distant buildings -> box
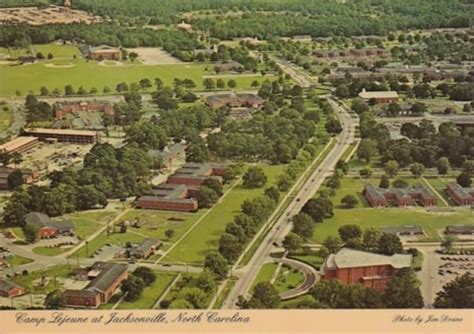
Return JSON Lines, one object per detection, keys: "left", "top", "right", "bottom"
{"left": 320, "top": 248, "right": 412, "bottom": 291}
{"left": 0, "top": 136, "right": 39, "bottom": 155}
{"left": 24, "top": 212, "right": 74, "bottom": 239}
{"left": 0, "top": 279, "right": 25, "bottom": 298}
{"left": 205, "top": 93, "right": 264, "bottom": 110}
{"left": 313, "top": 48, "right": 389, "bottom": 60}
{"left": 364, "top": 184, "right": 438, "bottom": 208}
{"left": 446, "top": 183, "right": 474, "bottom": 206}
{"left": 444, "top": 225, "right": 474, "bottom": 236}
{"left": 147, "top": 143, "right": 186, "bottom": 170}
{"left": 128, "top": 238, "right": 161, "bottom": 259}
{"left": 0, "top": 166, "right": 39, "bottom": 190}
{"left": 64, "top": 262, "right": 128, "bottom": 308}
{"left": 177, "top": 20, "right": 192, "bottom": 32}
{"left": 23, "top": 128, "right": 99, "bottom": 144}
{"left": 358, "top": 89, "right": 399, "bottom": 104}
{"left": 167, "top": 162, "right": 226, "bottom": 186}
{"left": 380, "top": 226, "right": 424, "bottom": 237}
{"left": 82, "top": 45, "right": 121, "bottom": 61}
{"left": 53, "top": 100, "right": 114, "bottom": 119}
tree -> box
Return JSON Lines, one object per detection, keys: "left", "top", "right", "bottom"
{"left": 359, "top": 167, "right": 372, "bottom": 178}
{"left": 392, "top": 178, "right": 408, "bottom": 188}
{"left": 196, "top": 270, "right": 216, "bottom": 293}
{"left": 133, "top": 266, "right": 156, "bottom": 286}
{"left": 178, "top": 287, "right": 208, "bottom": 309}
{"left": 441, "top": 235, "right": 455, "bottom": 253}
{"left": 357, "top": 139, "right": 378, "bottom": 164}
{"left": 169, "top": 299, "right": 194, "bottom": 309}
{"left": 36, "top": 52, "right": 44, "bottom": 59}
{"left": 227, "top": 79, "right": 237, "bottom": 89}
{"left": 204, "top": 252, "right": 228, "bottom": 279}
{"left": 387, "top": 103, "right": 401, "bottom": 117}
{"left": 216, "top": 79, "right": 225, "bottom": 89}
{"left": 197, "top": 186, "right": 219, "bottom": 208}
{"left": 383, "top": 269, "right": 424, "bottom": 308}
{"left": 121, "top": 275, "right": 145, "bottom": 301}
{"left": 40, "top": 86, "right": 49, "bottom": 96}
{"left": 340, "top": 195, "right": 358, "bottom": 209}
{"left": 47, "top": 53, "right": 53, "bottom": 60}
{"left": 362, "top": 228, "right": 380, "bottom": 252}
{"left": 264, "top": 186, "right": 280, "bottom": 203}
{"left": 44, "top": 290, "right": 64, "bottom": 309}
{"left": 243, "top": 166, "right": 267, "bottom": 188}
{"left": 378, "top": 233, "right": 403, "bottom": 255}
{"left": 165, "top": 229, "right": 175, "bottom": 240}
{"left": 384, "top": 160, "right": 399, "bottom": 178}
{"left": 302, "top": 197, "right": 334, "bottom": 223}
{"left": 202, "top": 178, "right": 223, "bottom": 197}
{"left": 338, "top": 225, "right": 362, "bottom": 242}
{"left": 379, "top": 174, "right": 390, "bottom": 189}
{"left": 139, "top": 78, "right": 152, "bottom": 91}
{"left": 246, "top": 282, "right": 280, "bottom": 309}
{"left": 7, "top": 170, "right": 24, "bottom": 189}
{"left": 282, "top": 232, "right": 303, "bottom": 252}
{"left": 23, "top": 223, "right": 38, "bottom": 243}
{"left": 203, "top": 78, "right": 216, "bottom": 90}
{"left": 325, "top": 118, "right": 343, "bottom": 135}
{"left": 410, "top": 163, "right": 425, "bottom": 178}
{"left": 434, "top": 273, "right": 474, "bottom": 308}
{"left": 335, "top": 84, "right": 350, "bottom": 99}
{"left": 323, "top": 236, "right": 342, "bottom": 254}
{"left": 456, "top": 172, "right": 472, "bottom": 187}
{"left": 64, "top": 85, "right": 75, "bottom": 95}
{"left": 218, "top": 233, "right": 242, "bottom": 262}
{"left": 291, "top": 212, "right": 314, "bottom": 240}
{"left": 436, "top": 157, "right": 450, "bottom": 175}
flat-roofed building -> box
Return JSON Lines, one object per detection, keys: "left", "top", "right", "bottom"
{"left": 24, "top": 128, "right": 99, "bottom": 144}
{"left": 64, "top": 262, "right": 128, "bottom": 308}
{"left": 0, "top": 136, "right": 39, "bottom": 155}
{"left": 128, "top": 238, "right": 162, "bottom": 259}
{"left": 147, "top": 143, "right": 186, "bottom": 169}
{"left": 205, "top": 93, "right": 264, "bottom": 110}
{"left": 137, "top": 183, "right": 198, "bottom": 212}
{"left": 167, "top": 162, "right": 226, "bottom": 186}
{"left": 446, "top": 182, "right": 474, "bottom": 206}
{"left": 444, "top": 225, "right": 474, "bottom": 235}
{"left": 358, "top": 89, "right": 399, "bottom": 104}
{"left": 364, "top": 184, "right": 437, "bottom": 207}
{"left": 53, "top": 100, "right": 114, "bottom": 119}
{"left": 320, "top": 248, "right": 412, "bottom": 291}
{"left": 0, "top": 166, "right": 39, "bottom": 190}
{"left": 86, "top": 45, "right": 121, "bottom": 61}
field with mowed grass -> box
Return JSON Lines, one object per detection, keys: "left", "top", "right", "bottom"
{"left": 0, "top": 105, "right": 13, "bottom": 133}
{"left": 0, "top": 59, "right": 276, "bottom": 97}
{"left": 310, "top": 208, "right": 474, "bottom": 243}
{"left": 162, "top": 164, "right": 286, "bottom": 264}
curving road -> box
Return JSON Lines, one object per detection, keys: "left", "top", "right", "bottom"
{"left": 278, "top": 258, "right": 319, "bottom": 300}
{"left": 222, "top": 97, "right": 358, "bottom": 308}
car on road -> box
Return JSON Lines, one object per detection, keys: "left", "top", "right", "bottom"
{"left": 296, "top": 198, "right": 301, "bottom": 202}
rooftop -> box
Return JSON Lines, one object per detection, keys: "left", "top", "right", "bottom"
{"left": 0, "top": 136, "right": 38, "bottom": 153}
{"left": 25, "top": 128, "right": 98, "bottom": 137}
{"left": 358, "top": 89, "right": 399, "bottom": 99}
{"left": 0, "top": 278, "right": 22, "bottom": 292}
{"left": 325, "top": 248, "right": 412, "bottom": 270}
{"left": 84, "top": 262, "right": 128, "bottom": 293}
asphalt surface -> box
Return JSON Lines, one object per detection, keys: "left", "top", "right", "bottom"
{"left": 222, "top": 98, "right": 357, "bottom": 308}
{"left": 278, "top": 258, "right": 319, "bottom": 300}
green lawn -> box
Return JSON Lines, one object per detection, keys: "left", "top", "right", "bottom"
{"left": 288, "top": 254, "right": 324, "bottom": 269}
{"left": 213, "top": 277, "right": 238, "bottom": 309}
{"left": 72, "top": 218, "right": 106, "bottom": 239}
{"left": 32, "top": 246, "right": 68, "bottom": 256}
{"left": 274, "top": 264, "right": 306, "bottom": 294}
{"left": 311, "top": 208, "right": 474, "bottom": 243}
{"left": 12, "top": 265, "right": 72, "bottom": 294}
{"left": 251, "top": 262, "right": 278, "bottom": 291}
{"left": 116, "top": 272, "right": 177, "bottom": 309}
{"left": 163, "top": 164, "right": 286, "bottom": 264}
{"left": 0, "top": 106, "right": 13, "bottom": 133}
{"left": 0, "top": 59, "right": 275, "bottom": 97}
{"left": 424, "top": 176, "right": 456, "bottom": 204}
{"left": 10, "top": 227, "right": 26, "bottom": 240}
{"left": 6, "top": 255, "right": 34, "bottom": 266}
{"left": 31, "top": 44, "right": 81, "bottom": 59}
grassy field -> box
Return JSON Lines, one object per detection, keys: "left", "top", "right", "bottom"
{"left": 116, "top": 272, "right": 177, "bottom": 309}
{"left": 6, "top": 255, "right": 34, "bottom": 266}
{"left": 32, "top": 247, "right": 68, "bottom": 256}
{"left": 213, "top": 277, "right": 238, "bottom": 309}
{"left": 0, "top": 59, "right": 275, "bottom": 97}
{"left": 288, "top": 254, "right": 324, "bottom": 269}
{"left": 163, "top": 164, "right": 286, "bottom": 264}
{"left": 273, "top": 264, "right": 306, "bottom": 294}
{"left": 0, "top": 105, "right": 13, "bottom": 133}
{"left": 12, "top": 265, "right": 72, "bottom": 294}
{"left": 251, "top": 262, "right": 278, "bottom": 291}
{"left": 310, "top": 208, "right": 474, "bottom": 243}
{"left": 424, "top": 176, "right": 457, "bottom": 204}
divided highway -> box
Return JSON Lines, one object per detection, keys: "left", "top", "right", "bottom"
{"left": 222, "top": 98, "right": 357, "bottom": 308}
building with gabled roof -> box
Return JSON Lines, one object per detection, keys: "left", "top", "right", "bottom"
{"left": 53, "top": 100, "right": 114, "bottom": 119}
{"left": 320, "top": 248, "right": 412, "bottom": 291}
{"left": 24, "top": 212, "right": 74, "bottom": 239}
{"left": 358, "top": 89, "right": 399, "bottom": 104}
{"left": 363, "top": 184, "right": 437, "bottom": 208}
{"left": 128, "top": 238, "right": 161, "bottom": 259}
{"left": 0, "top": 278, "right": 25, "bottom": 298}
{"left": 446, "top": 182, "right": 474, "bottom": 206}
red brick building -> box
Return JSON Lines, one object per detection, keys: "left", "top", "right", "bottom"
{"left": 205, "top": 93, "right": 264, "bottom": 110}
{"left": 320, "top": 248, "right": 412, "bottom": 291}
{"left": 0, "top": 166, "right": 39, "bottom": 190}
{"left": 364, "top": 184, "right": 437, "bottom": 208}
{"left": 358, "top": 89, "right": 399, "bottom": 104}
{"left": 87, "top": 45, "right": 121, "bottom": 61}
{"left": 24, "top": 212, "right": 74, "bottom": 239}
{"left": 167, "top": 163, "right": 226, "bottom": 186}
{"left": 24, "top": 128, "right": 99, "bottom": 144}
{"left": 446, "top": 182, "right": 474, "bottom": 206}
{"left": 64, "top": 262, "right": 128, "bottom": 308}
{"left": 137, "top": 184, "right": 198, "bottom": 212}
{"left": 0, "top": 278, "right": 25, "bottom": 298}
{"left": 53, "top": 101, "right": 114, "bottom": 119}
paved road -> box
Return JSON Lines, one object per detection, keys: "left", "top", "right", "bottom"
{"left": 278, "top": 258, "right": 319, "bottom": 300}
{"left": 222, "top": 98, "right": 357, "bottom": 308}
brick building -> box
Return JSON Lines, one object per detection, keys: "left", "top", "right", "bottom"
{"left": 444, "top": 225, "right": 474, "bottom": 235}
{"left": 358, "top": 89, "right": 399, "bottom": 104}
{"left": 128, "top": 238, "right": 162, "bottom": 259}
{"left": 0, "top": 166, "right": 38, "bottom": 190}
{"left": 364, "top": 184, "right": 437, "bottom": 208}
{"left": 380, "top": 226, "right": 424, "bottom": 236}
{"left": 53, "top": 100, "right": 114, "bottom": 119}
{"left": 167, "top": 163, "right": 226, "bottom": 187}
{"left": 313, "top": 48, "right": 389, "bottom": 60}
{"left": 24, "top": 128, "right": 99, "bottom": 144}
{"left": 446, "top": 182, "right": 474, "bottom": 206}
{"left": 205, "top": 93, "right": 264, "bottom": 110}
{"left": 64, "top": 262, "right": 128, "bottom": 308}
{"left": 0, "top": 279, "right": 25, "bottom": 298}
{"left": 137, "top": 184, "right": 198, "bottom": 212}
{"left": 320, "top": 248, "right": 412, "bottom": 291}
{"left": 24, "top": 212, "right": 74, "bottom": 239}
{"left": 86, "top": 45, "right": 121, "bottom": 61}
{"left": 0, "top": 136, "right": 39, "bottom": 155}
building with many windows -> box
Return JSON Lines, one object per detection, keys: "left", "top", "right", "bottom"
{"left": 23, "top": 128, "right": 99, "bottom": 144}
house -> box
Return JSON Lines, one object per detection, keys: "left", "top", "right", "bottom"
{"left": 444, "top": 225, "right": 474, "bottom": 235}
{"left": 380, "top": 226, "right": 424, "bottom": 236}
{"left": 320, "top": 248, "right": 412, "bottom": 291}
{"left": 128, "top": 238, "right": 162, "bottom": 259}
{"left": 0, "top": 278, "right": 25, "bottom": 298}
{"left": 363, "top": 184, "right": 437, "bottom": 207}
{"left": 358, "top": 89, "right": 399, "bottom": 104}
{"left": 446, "top": 182, "right": 474, "bottom": 206}
{"left": 205, "top": 93, "right": 264, "bottom": 110}
{"left": 24, "top": 128, "right": 99, "bottom": 144}
{"left": 0, "top": 166, "right": 39, "bottom": 190}
{"left": 64, "top": 262, "right": 128, "bottom": 308}
{"left": 167, "top": 162, "right": 226, "bottom": 186}
{"left": 24, "top": 212, "right": 74, "bottom": 239}
{"left": 137, "top": 184, "right": 198, "bottom": 212}
{"left": 86, "top": 45, "right": 121, "bottom": 61}
{"left": 53, "top": 101, "right": 114, "bottom": 119}
{"left": 0, "top": 136, "right": 39, "bottom": 155}
{"left": 213, "top": 62, "right": 243, "bottom": 73}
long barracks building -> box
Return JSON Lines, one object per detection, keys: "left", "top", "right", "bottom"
{"left": 23, "top": 128, "right": 99, "bottom": 144}
{"left": 364, "top": 184, "right": 437, "bottom": 208}
{"left": 53, "top": 100, "right": 114, "bottom": 119}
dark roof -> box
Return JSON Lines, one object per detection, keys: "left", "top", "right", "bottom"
{"left": 364, "top": 184, "right": 386, "bottom": 201}
{"left": 447, "top": 182, "right": 473, "bottom": 200}
{"left": 0, "top": 278, "right": 22, "bottom": 292}
{"left": 380, "top": 226, "right": 423, "bottom": 234}
{"left": 63, "top": 289, "right": 98, "bottom": 298}
{"left": 24, "top": 212, "right": 73, "bottom": 231}
{"left": 84, "top": 262, "right": 127, "bottom": 293}
{"left": 445, "top": 225, "right": 474, "bottom": 233}
{"left": 130, "top": 238, "right": 161, "bottom": 256}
